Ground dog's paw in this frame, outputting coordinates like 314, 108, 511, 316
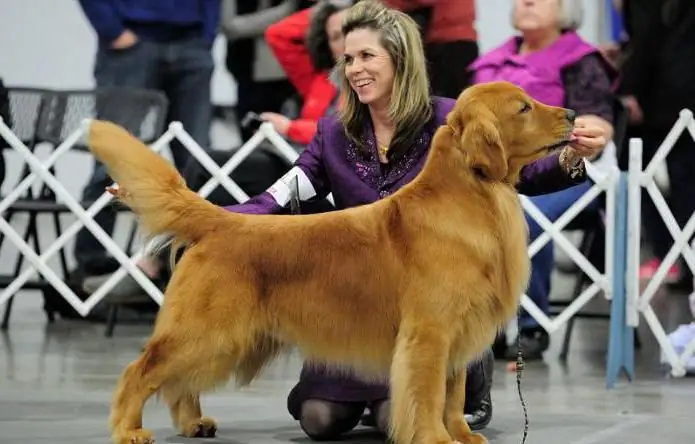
181, 416, 217, 438
112, 428, 155, 444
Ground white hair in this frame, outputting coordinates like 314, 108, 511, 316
556, 0, 583, 30
512, 0, 584, 31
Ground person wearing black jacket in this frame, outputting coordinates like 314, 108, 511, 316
617, 0, 695, 286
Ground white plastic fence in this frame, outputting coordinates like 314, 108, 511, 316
519, 160, 618, 334
7, 109, 695, 384
627, 109, 695, 378
0, 118, 302, 316
0, 117, 622, 327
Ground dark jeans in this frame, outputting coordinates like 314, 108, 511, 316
641, 127, 695, 270
74, 37, 214, 274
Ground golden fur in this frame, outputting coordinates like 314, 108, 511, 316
89, 81, 574, 444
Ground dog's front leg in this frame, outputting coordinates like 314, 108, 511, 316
444, 366, 488, 444
389, 324, 453, 444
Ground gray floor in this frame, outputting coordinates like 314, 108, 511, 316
1, 279, 694, 444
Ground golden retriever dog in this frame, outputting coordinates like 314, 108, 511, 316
89, 81, 574, 444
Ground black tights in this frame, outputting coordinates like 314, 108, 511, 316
299, 399, 390, 441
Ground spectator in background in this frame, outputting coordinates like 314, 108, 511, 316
384, 0, 478, 100
74, 0, 220, 281
258, 0, 351, 144
467, 0, 616, 361
221, 0, 307, 142
82, 0, 352, 299
617, 0, 695, 288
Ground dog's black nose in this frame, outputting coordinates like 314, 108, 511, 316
565, 109, 576, 123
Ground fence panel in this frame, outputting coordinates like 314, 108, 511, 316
0, 118, 633, 387
0, 118, 300, 316
627, 109, 695, 378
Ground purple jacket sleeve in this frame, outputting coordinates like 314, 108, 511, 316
516, 152, 582, 196
223, 119, 331, 215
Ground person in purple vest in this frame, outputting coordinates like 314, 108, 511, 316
224, 0, 609, 440
467, 0, 617, 361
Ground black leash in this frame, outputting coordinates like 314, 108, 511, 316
289, 175, 301, 215
516, 307, 529, 444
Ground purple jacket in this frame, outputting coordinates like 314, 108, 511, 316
224, 96, 579, 216
470, 31, 600, 107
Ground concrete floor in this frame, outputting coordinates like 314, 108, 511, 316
1, 281, 694, 444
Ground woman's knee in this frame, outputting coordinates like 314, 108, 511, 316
371, 400, 390, 435
299, 399, 364, 441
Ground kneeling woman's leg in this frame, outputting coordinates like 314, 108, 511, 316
287, 363, 387, 440
299, 399, 365, 441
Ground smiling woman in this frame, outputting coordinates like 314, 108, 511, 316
338, 4, 430, 164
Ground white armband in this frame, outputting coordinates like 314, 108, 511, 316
266, 166, 317, 206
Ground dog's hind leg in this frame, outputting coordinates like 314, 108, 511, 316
108, 327, 238, 443
161, 385, 217, 438
389, 323, 453, 444
235, 335, 285, 387
444, 367, 488, 444
109, 338, 172, 444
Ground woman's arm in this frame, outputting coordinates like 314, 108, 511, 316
224, 117, 332, 215
220, 0, 298, 41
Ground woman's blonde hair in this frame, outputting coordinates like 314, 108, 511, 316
337, 0, 432, 160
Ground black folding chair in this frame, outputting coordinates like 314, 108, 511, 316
0, 87, 168, 329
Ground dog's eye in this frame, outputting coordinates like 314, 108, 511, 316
519, 103, 531, 114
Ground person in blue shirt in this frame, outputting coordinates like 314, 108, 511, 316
74, 0, 220, 280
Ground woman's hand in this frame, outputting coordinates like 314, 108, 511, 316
260, 112, 291, 135
567, 115, 611, 160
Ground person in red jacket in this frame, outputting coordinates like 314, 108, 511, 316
259, 1, 350, 144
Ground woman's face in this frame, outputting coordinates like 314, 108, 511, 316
343, 28, 395, 109
513, 0, 561, 32
326, 10, 348, 62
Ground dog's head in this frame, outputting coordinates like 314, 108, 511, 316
445, 81, 575, 184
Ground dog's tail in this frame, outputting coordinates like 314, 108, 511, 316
86, 120, 231, 246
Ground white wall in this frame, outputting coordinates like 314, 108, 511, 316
0, 0, 609, 275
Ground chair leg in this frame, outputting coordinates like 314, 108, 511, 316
104, 303, 119, 337
1, 211, 36, 330
50, 211, 69, 278
560, 312, 577, 361
0, 296, 14, 330
0, 209, 15, 252
560, 229, 597, 361
28, 211, 60, 324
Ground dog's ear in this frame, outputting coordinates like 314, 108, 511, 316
455, 108, 508, 182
